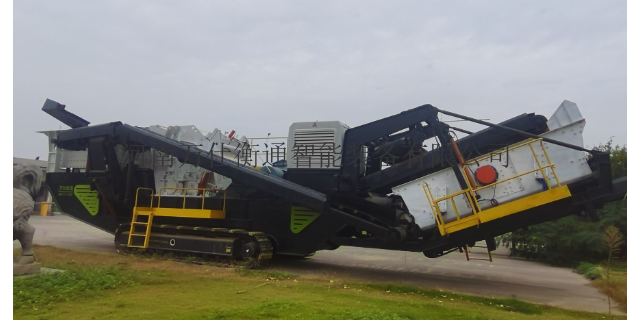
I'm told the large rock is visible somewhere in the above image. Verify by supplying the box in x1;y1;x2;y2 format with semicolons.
13;263;41;276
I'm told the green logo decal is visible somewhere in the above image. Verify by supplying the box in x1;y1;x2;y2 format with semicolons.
74;185;99;216
57;185;74;196
291;206;320;233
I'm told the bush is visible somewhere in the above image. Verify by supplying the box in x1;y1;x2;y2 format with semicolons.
575;261;596;274
575;262;602;280
584;268;603;280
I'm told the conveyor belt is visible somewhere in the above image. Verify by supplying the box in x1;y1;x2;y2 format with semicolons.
55;122;329;213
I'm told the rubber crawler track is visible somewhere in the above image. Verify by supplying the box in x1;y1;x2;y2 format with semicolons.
114;223;274;260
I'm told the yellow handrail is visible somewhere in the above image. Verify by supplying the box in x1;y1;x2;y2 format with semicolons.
467;138;542;163
421;138;563;234
529;143;551;189
421;182;445;226
466;163;557;194
431;187;476;204
538;140;561;186
157;187;226;211
134;188;155;210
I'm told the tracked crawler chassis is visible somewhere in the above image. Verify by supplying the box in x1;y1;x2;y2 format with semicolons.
41;99;626;261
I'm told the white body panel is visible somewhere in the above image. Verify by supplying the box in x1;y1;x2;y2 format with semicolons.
286;121;349;169
392;101;592;229
42;124;252;197
149;125;248;196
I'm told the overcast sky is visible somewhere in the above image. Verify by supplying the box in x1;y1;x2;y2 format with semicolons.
13;1;626;159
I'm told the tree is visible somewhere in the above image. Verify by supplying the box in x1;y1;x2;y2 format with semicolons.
603;225;623;314
592;139;626;180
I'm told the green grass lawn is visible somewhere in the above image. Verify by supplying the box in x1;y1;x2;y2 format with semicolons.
14;246;626;320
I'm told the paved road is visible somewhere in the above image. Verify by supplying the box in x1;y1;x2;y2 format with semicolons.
16;215;623;315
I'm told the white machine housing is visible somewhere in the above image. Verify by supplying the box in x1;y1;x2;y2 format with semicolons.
392;100;592;230
286;121;349;169
141;125;249;196
42;124;251;197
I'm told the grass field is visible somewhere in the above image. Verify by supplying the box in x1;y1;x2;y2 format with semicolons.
13;246;626;320
574;261;627;313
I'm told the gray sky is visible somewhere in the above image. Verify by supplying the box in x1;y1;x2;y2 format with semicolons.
14;1;627;159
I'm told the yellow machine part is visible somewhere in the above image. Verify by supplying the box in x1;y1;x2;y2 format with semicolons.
439;185;571;235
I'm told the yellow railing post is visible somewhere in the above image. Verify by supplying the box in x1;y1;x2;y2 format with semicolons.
134;187;155;209
529;143;551;189
449;194;461;220
539;140;561;186
422;182;446;230
183;188;187;209
223;190;227;212
201;189;206;210
460;166;481;214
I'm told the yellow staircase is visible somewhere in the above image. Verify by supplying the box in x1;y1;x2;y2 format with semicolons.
127;187;226;249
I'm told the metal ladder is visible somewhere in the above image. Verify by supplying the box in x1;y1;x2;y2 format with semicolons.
127;211;154;249
127;188;155;249
462;245;493;262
